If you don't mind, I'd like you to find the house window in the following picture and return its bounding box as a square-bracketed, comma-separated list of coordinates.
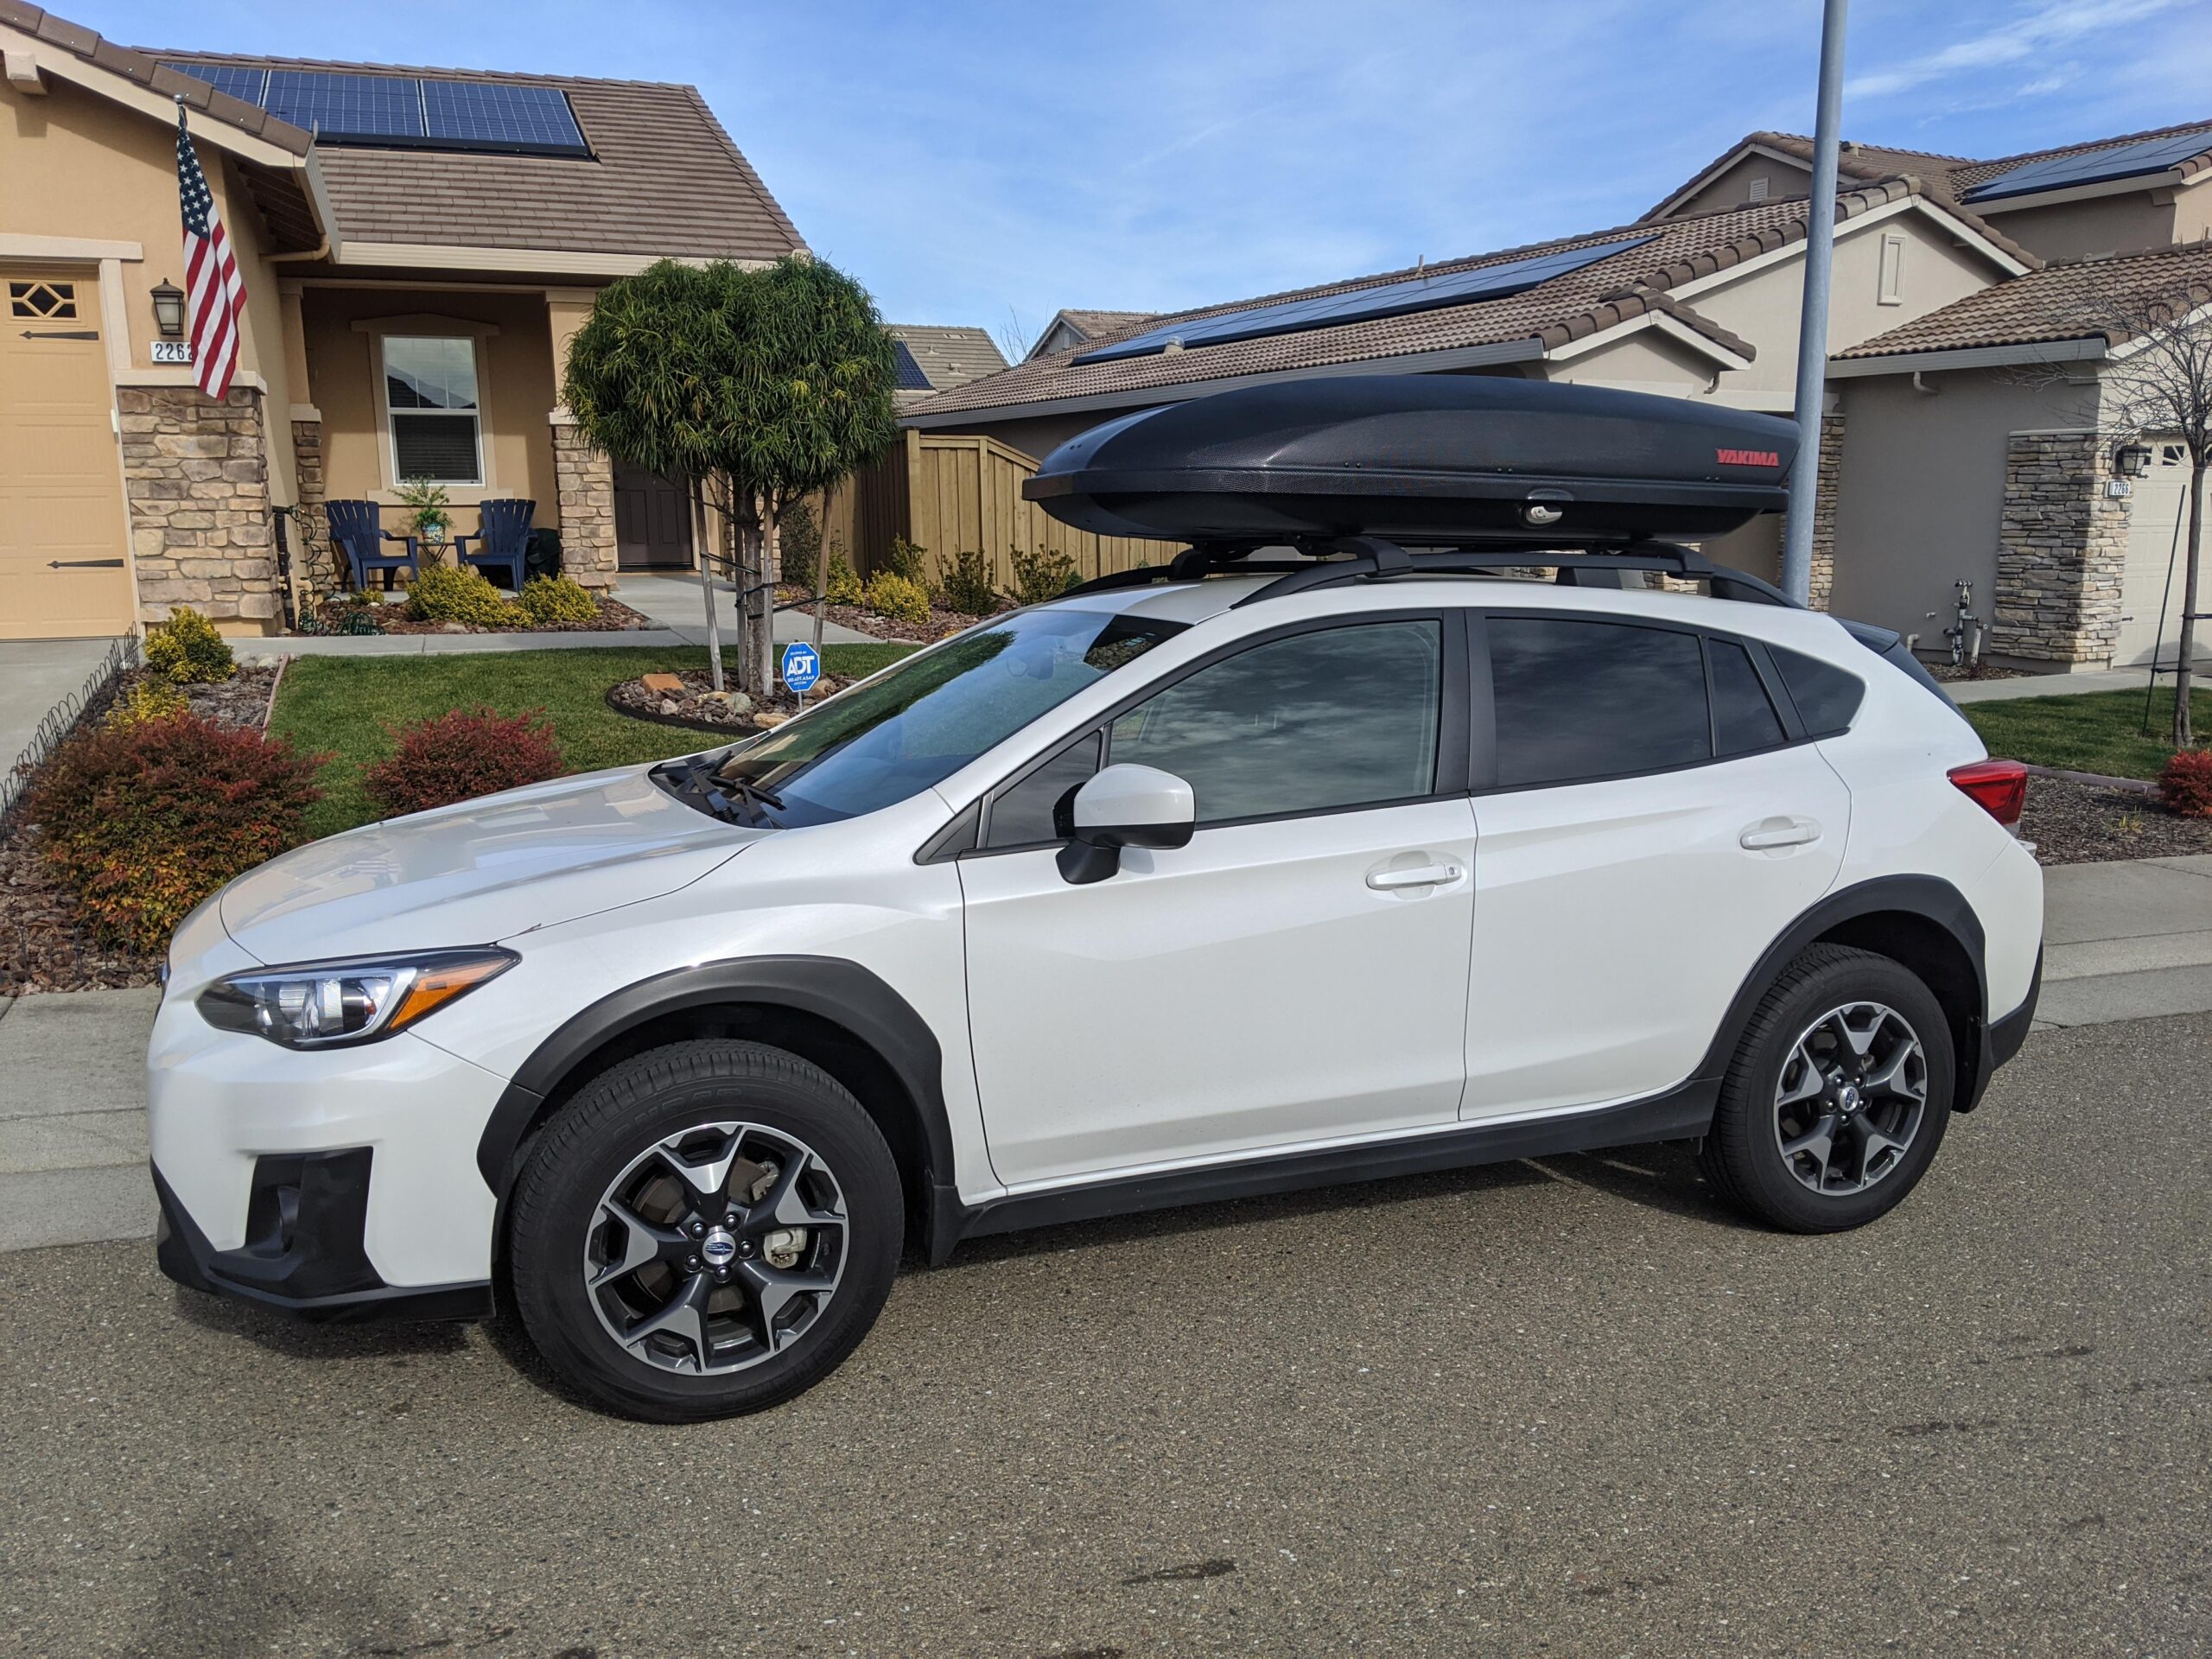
[383, 334, 483, 485]
[9, 279, 78, 320]
[1878, 233, 1906, 306]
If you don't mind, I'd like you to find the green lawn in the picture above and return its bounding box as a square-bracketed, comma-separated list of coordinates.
[1963, 686, 2212, 781]
[269, 643, 914, 838]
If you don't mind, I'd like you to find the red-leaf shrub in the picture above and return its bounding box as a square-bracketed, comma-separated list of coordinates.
[2161, 748, 2212, 818]
[27, 711, 324, 953]
[363, 706, 564, 818]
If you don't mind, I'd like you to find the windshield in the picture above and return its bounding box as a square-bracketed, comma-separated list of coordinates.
[709, 607, 1187, 826]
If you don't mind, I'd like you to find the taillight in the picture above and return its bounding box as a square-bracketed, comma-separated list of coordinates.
[1948, 759, 2027, 827]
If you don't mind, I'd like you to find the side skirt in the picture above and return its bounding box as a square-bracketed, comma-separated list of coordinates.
[949, 1078, 1719, 1253]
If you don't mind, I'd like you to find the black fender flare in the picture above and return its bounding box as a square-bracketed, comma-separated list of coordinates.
[1692, 872, 1992, 1109]
[474, 956, 960, 1243]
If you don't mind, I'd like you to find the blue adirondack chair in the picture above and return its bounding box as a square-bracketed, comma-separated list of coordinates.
[454, 498, 535, 591]
[325, 499, 419, 591]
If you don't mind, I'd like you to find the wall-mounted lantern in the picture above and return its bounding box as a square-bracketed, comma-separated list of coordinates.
[149, 278, 186, 339]
[2113, 441, 2153, 479]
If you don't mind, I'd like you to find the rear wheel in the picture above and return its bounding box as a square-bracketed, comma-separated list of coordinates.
[1700, 944, 1954, 1233]
[511, 1039, 902, 1421]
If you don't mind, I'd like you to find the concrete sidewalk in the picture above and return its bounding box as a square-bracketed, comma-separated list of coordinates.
[1948, 664, 2182, 703]
[0, 638, 124, 762]
[5, 854, 2209, 1255]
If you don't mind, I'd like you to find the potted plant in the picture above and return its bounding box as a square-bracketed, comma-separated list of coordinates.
[397, 478, 454, 567]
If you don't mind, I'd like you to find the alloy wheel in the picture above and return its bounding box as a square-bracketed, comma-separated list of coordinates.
[583, 1120, 849, 1376]
[1770, 1001, 1929, 1198]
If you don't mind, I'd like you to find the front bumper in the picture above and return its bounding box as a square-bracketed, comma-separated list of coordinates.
[154, 1154, 490, 1322]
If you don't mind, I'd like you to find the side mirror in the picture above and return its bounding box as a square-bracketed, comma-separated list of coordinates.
[1057, 764, 1195, 885]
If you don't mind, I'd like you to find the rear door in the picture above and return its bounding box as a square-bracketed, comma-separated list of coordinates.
[960, 613, 1477, 1187]
[1461, 612, 1850, 1118]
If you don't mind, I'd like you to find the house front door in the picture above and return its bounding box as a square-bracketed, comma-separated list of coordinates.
[614, 461, 693, 569]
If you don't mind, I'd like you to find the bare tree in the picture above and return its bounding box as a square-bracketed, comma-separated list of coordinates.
[2087, 273, 2212, 747]
[991, 303, 1033, 367]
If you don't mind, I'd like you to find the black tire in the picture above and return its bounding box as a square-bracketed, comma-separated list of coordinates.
[1700, 944, 1955, 1233]
[511, 1039, 902, 1422]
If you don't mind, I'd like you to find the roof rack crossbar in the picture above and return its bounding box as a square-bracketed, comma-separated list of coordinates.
[1231, 537, 1805, 609]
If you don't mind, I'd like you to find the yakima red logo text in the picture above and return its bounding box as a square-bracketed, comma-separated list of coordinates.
[1715, 448, 1781, 467]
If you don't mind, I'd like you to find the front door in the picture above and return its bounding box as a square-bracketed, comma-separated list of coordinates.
[960, 615, 1476, 1189]
[1, 273, 134, 639]
[1461, 613, 1851, 1117]
[613, 461, 693, 569]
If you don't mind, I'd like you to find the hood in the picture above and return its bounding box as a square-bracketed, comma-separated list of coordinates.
[220, 765, 765, 964]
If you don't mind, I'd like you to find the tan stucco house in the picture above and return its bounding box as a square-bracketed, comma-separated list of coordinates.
[911, 117, 2212, 672]
[0, 2, 805, 639]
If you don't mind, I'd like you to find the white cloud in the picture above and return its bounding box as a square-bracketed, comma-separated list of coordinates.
[1846, 0, 2183, 99]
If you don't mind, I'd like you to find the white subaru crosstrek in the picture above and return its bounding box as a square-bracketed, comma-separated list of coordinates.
[148, 378, 2043, 1421]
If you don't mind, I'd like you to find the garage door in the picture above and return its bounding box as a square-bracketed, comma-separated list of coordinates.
[0, 273, 134, 639]
[2115, 442, 2207, 668]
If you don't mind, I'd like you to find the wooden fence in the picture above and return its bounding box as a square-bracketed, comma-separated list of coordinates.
[821, 429, 1172, 588]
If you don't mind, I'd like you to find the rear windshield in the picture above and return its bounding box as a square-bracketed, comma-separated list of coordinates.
[710, 607, 1186, 826]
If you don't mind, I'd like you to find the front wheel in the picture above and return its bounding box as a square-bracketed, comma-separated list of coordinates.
[1700, 944, 1955, 1233]
[510, 1039, 903, 1421]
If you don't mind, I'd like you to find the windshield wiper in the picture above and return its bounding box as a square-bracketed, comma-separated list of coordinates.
[663, 757, 781, 827]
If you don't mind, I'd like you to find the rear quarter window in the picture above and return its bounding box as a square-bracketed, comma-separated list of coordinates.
[1768, 645, 1865, 736]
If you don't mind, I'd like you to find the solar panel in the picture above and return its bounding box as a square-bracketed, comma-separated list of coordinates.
[264, 70, 425, 142]
[423, 79, 588, 155]
[1074, 235, 1661, 365]
[1965, 130, 2212, 202]
[163, 62, 270, 105]
[892, 340, 933, 391]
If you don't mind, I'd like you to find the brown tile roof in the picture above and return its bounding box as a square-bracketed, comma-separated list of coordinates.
[887, 326, 1008, 393]
[1948, 115, 2212, 196]
[0, 6, 804, 263]
[146, 48, 804, 262]
[1651, 120, 2212, 220]
[1052, 309, 1155, 340]
[1836, 242, 2212, 362]
[0, 1, 311, 152]
[914, 178, 2013, 421]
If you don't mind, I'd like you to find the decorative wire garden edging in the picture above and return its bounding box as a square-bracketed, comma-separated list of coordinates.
[0, 633, 141, 827]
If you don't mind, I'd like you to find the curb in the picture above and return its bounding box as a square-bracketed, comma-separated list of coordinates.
[2025, 763, 2159, 796]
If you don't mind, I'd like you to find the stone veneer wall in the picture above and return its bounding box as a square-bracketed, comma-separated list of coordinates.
[289, 416, 339, 596]
[120, 385, 278, 629]
[1806, 412, 1842, 613]
[550, 416, 618, 588]
[1989, 429, 2131, 664]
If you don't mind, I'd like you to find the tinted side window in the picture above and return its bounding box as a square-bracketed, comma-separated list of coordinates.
[983, 732, 1100, 849]
[1108, 620, 1441, 824]
[1769, 645, 1866, 735]
[1489, 617, 1708, 787]
[1710, 638, 1786, 756]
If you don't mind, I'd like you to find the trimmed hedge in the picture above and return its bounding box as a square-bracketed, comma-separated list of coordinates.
[863, 571, 931, 625]
[363, 706, 565, 818]
[28, 712, 323, 953]
[408, 563, 516, 628]
[515, 575, 600, 627]
[2161, 748, 2212, 817]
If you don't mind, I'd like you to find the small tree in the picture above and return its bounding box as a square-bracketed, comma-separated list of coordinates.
[563, 260, 744, 690]
[721, 257, 901, 689]
[563, 258, 899, 694]
[2081, 271, 2212, 747]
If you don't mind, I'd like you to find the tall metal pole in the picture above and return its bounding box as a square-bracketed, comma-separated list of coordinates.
[1780, 0, 1850, 606]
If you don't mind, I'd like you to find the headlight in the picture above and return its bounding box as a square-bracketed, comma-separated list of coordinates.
[197, 949, 518, 1049]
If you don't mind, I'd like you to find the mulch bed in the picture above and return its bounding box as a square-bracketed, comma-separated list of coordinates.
[0, 664, 277, 995]
[1929, 662, 2026, 683]
[607, 668, 860, 734]
[2019, 774, 2212, 865]
[775, 585, 1000, 644]
[297, 594, 653, 636]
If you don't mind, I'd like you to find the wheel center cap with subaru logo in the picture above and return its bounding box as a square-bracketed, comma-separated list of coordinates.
[1836, 1084, 1862, 1115]
[702, 1227, 738, 1268]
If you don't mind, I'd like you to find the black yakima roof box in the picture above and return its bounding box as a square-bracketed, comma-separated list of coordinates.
[1023, 376, 1798, 545]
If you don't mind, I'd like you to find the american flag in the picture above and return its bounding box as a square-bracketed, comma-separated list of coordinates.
[175, 105, 245, 400]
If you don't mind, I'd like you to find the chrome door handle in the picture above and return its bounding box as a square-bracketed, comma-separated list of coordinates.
[1367, 862, 1464, 891]
[1740, 817, 1821, 850]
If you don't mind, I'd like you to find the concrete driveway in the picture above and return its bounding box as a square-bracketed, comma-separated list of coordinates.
[0, 1011, 2204, 1657]
[0, 637, 122, 764]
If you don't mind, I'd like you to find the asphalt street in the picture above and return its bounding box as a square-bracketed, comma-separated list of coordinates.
[1, 1014, 2206, 1659]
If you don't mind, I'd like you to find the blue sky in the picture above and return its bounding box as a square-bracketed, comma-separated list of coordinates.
[71, 0, 2212, 355]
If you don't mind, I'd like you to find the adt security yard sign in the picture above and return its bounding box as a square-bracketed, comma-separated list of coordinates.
[781, 641, 822, 703]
